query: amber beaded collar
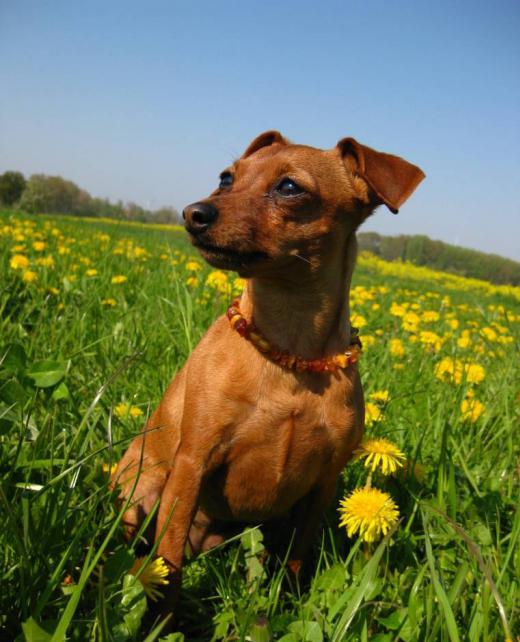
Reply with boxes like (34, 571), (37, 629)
(226, 297), (362, 373)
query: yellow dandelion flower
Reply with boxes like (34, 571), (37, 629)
(10, 254), (29, 270)
(111, 275), (127, 284)
(129, 406), (143, 418)
(365, 402), (383, 426)
(186, 276), (199, 288)
(460, 398), (485, 423)
(102, 462), (118, 476)
(32, 241), (46, 251)
(480, 327), (497, 341)
(390, 302), (407, 317)
(36, 255), (55, 267)
(447, 318), (459, 330)
(402, 311), (420, 332)
(435, 357), (485, 385)
(114, 402), (130, 418)
(86, 268), (98, 277)
(418, 331), (443, 352)
(457, 331), (471, 349)
(350, 313), (367, 329)
(186, 260), (202, 271)
(370, 390), (390, 403)
(464, 362), (485, 384)
(233, 277), (247, 293)
(421, 310), (440, 323)
(359, 334), (375, 348)
(114, 402), (142, 419)
(434, 357), (456, 382)
(354, 438), (405, 475)
(22, 270), (38, 283)
(102, 298), (117, 307)
(389, 338), (405, 358)
(129, 556), (170, 602)
(47, 287), (59, 295)
(338, 487), (399, 543)
(205, 270), (230, 294)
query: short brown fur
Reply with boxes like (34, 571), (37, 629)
(115, 131), (424, 620)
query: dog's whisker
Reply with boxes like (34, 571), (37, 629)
(293, 253), (311, 265)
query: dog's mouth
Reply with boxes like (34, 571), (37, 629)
(193, 239), (269, 270)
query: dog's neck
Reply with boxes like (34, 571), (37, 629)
(239, 234), (357, 360)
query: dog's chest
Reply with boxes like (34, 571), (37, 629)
(205, 369), (361, 521)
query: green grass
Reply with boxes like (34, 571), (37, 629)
(1, 211), (519, 641)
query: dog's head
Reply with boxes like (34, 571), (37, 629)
(183, 131), (425, 277)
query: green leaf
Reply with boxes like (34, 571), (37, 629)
(288, 620), (323, 642)
(331, 534), (392, 642)
(1, 342), (27, 373)
(104, 548), (134, 582)
(121, 574), (147, 637)
(21, 617), (52, 642)
(241, 526), (264, 555)
(52, 381), (69, 401)
(315, 564), (347, 592)
(158, 634), (185, 642)
(377, 609), (407, 630)
(0, 376), (27, 403)
(0, 402), (17, 435)
(26, 360), (66, 388)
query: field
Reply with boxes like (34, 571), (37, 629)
(1, 211), (519, 642)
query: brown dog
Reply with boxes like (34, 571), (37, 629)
(115, 131), (424, 611)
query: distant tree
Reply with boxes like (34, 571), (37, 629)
(358, 231), (520, 286)
(404, 235), (427, 263)
(152, 206), (182, 225)
(0, 171), (26, 206)
(18, 175), (52, 213)
(19, 174), (92, 215)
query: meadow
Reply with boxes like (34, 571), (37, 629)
(1, 211), (518, 642)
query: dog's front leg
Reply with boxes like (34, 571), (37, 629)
(286, 478), (338, 578)
(154, 451), (203, 617)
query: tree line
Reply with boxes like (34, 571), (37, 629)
(1, 170), (519, 286)
(357, 231), (520, 287)
(0, 170), (181, 224)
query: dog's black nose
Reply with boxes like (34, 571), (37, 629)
(183, 202), (219, 235)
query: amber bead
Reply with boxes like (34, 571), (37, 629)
(234, 318), (248, 337)
(226, 295), (361, 372)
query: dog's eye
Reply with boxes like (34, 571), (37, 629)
(274, 178), (304, 197)
(219, 172), (234, 189)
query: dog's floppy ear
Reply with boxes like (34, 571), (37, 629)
(242, 130), (289, 158)
(337, 137), (425, 213)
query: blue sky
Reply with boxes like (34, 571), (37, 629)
(1, 1), (519, 260)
